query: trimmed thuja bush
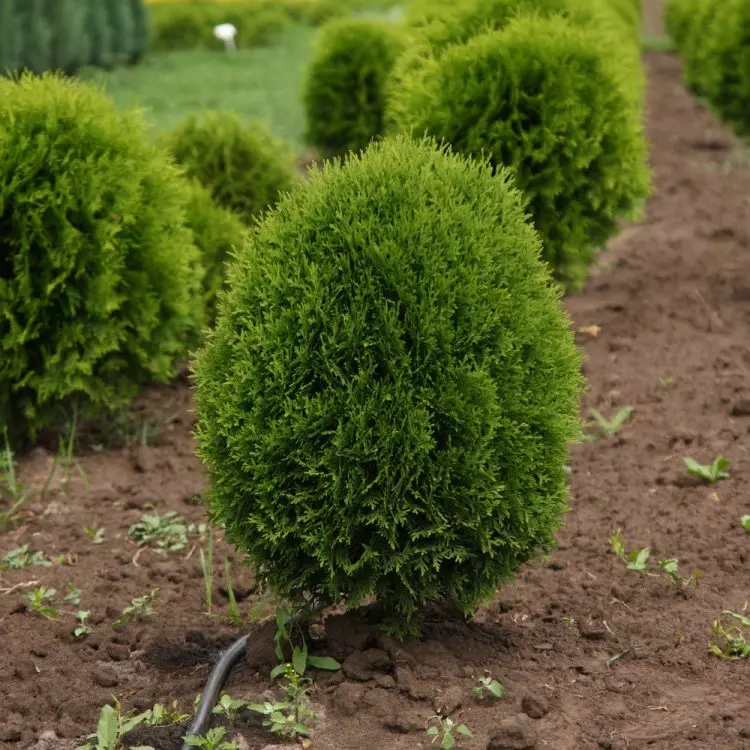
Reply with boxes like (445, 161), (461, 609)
(303, 18), (406, 159)
(389, 16), (649, 290)
(164, 112), (298, 223)
(183, 181), (248, 322)
(0, 74), (204, 445)
(194, 136), (583, 636)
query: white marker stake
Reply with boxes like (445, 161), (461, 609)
(213, 23), (238, 52)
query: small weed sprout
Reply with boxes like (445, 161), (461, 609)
(26, 586), (59, 620)
(183, 727), (238, 750)
(709, 611), (750, 660)
(610, 530), (699, 588)
(2, 544), (51, 571)
(250, 664), (315, 739)
(0, 430), (30, 529)
(143, 701), (190, 726)
(224, 556), (242, 626)
(588, 406), (634, 437)
(741, 515), (749, 531)
(112, 588), (159, 629)
(64, 583), (82, 605)
(128, 511), (204, 555)
(212, 693), (248, 725)
(684, 456), (730, 484)
(472, 674), (504, 700)
(200, 527), (214, 614)
(84, 527), (106, 545)
(426, 716), (473, 749)
(74, 610), (91, 637)
(76, 698), (152, 750)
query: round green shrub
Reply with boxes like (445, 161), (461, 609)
(194, 136), (583, 636)
(680, 0), (719, 94)
(0, 74), (204, 445)
(303, 18), (406, 159)
(183, 180), (248, 322)
(390, 16), (650, 290)
(164, 112), (297, 223)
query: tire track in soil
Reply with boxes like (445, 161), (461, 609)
(2, 16), (750, 750)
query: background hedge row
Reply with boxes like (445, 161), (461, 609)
(665, 0), (750, 133)
(0, 0), (149, 75)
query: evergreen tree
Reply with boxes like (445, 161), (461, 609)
(16, 0), (52, 74)
(0, 0), (21, 76)
(86, 0), (113, 68)
(128, 0), (149, 63)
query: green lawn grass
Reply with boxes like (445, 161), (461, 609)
(79, 24), (317, 150)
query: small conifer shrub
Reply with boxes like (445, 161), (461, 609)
(183, 181), (248, 322)
(164, 113), (297, 223)
(194, 136), (583, 637)
(303, 18), (405, 159)
(390, 16), (649, 290)
(0, 74), (204, 444)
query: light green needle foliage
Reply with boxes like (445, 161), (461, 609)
(194, 136), (583, 637)
(164, 112), (298, 224)
(0, 73), (204, 446)
(684, 456), (730, 484)
(303, 17), (405, 158)
(389, 15), (649, 291)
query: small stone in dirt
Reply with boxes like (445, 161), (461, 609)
(738, 725), (750, 740)
(106, 644), (130, 662)
(342, 648), (392, 682)
(731, 400), (750, 417)
(131, 445), (156, 473)
(0, 726), (22, 743)
(375, 674), (396, 689)
(13, 658), (37, 680)
(92, 666), (119, 688)
(30, 647), (48, 658)
(487, 715), (537, 749)
(383, 709), (424, 734)
(521, 694), (549, 719)
(579, 620), (607, 640)
(333, 682), (366, 716)
(433, 685), (463, 716)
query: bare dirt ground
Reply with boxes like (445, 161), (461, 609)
(1, 3), (749, 748)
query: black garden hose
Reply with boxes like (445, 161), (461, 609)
(181, 634), (249, 750)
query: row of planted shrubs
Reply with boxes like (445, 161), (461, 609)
(665, 0), (750, 132)
(0, 73), (298, 446)
(146, 0), (400, 52)
(303, 0), (649, 291)
(0, 0), (149, 75)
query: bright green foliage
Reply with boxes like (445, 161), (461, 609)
(165, 112), (298, 223)
(392, 0), (644, 133)
(390, 17), (649, 290)
(0, 74), (204, 445)
(603, 0), (642, 29)
(194, 136), (583, 636)
(664, 0), (709, 50)
(303, 18), (405, 158)
(184, 181), (248, 321)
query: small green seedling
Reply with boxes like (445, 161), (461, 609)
(84, 527), (106, 544)
(74, 610), (91, 637)
(183, 727), (238, 750)
(64, 583), (82, 605)
(609, 529), (651, 571)
(212, 693), (248, 725)
(742, 515), (750, 531)
(128, 511), (205, 555)
(709, 611), (750, 660)
(658, 558), (701, 589)
(2, 544), (51, 571)
(200, 527), (214, 614)
(426, 716), (473, 749)
(684, 456), (730, 484)
(26, 586), (59, 620)
(472, 675), (504, 701)
(224, 556), (242, 627)
(143, 701), (190, 727)
(0, 431), (30, 529)
(112, 589), (159, 629)
(76, 698), (152, 750)
(588, 406), (634, 437)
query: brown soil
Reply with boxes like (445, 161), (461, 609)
(2, 6), (749, 750)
